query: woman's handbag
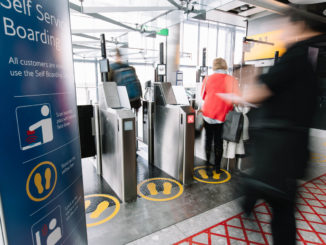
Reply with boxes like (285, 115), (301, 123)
(222, 110), (244, 143)
(195, 110), (204, 132)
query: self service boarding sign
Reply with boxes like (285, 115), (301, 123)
(0, 1), (88, 244)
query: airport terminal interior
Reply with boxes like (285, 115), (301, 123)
(1, 0), (326, 245)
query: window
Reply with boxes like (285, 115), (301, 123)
(179, 66), (197, 88)
(133, 64), (155, 90)
(234, 29), (246, 65)
(180, 22), (198, 66)
(199, 22), (217, 68)
(217, 27), (227, 59)
(207, 24), (218, 67)
(73, 60), (98, 105)
(199, 23), (208, 66)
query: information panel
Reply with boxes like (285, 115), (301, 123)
(0, 0), (87, 244)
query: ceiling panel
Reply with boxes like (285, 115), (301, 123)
(82, 0), (174, 8)
(239, 6), (266, 17)
(70, 12), (126, 30)
(101, 11), (170, 28)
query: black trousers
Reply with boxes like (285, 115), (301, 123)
(204, 121), (223, 170)
(242, 128), (308, 245)
(242, 179), (297, 245)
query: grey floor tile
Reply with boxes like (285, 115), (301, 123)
(230, 239), (247, 245)
(192, 233), (209, 244)
(226, 218), (241, 228)
(210, 234), (228, 245)
(296, 220), (312, 231)
(210, 225), (226, 236)
(320, 234), (326, 243)
(246, 230), (265, 244)
(299, 230), (323, 243)
(227, 226), (245, 240)
(175, 198), (243, 237)
(127, 225), (185, 245)
(310, 222), (326, 233)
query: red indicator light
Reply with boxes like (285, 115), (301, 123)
(187, 115), (195, 124)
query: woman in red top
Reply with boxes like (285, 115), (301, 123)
(201, 58), (239, 174)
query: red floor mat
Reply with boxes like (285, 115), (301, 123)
(175, 174), (326, 245)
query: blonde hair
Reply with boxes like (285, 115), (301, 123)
(213, 58), (227, 71)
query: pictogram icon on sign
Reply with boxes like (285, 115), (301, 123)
(194, 166), (231, 184)
(84, 194), (120, 227)
(16, 104), (54, 151)
(137, 178), (183, 202)
(31, 206), (63, 245)
(26, 161), (57, 202)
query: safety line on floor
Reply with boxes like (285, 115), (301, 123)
(175, 174), (326, 245)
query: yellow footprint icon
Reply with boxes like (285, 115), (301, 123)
(147, 183), (158, 196)
(45, 168), (51, 190)
(90, 201), (109, 219)
(34, 173), (44, 194)
(85, 200), (91, 210)
(163, 182), (172, 195)
(213, 171), (221, 180)
(198, 169), (209, 179)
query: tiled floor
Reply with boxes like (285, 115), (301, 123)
(174, 174), (326, 245)
(127, 130), (326, 245)
(84, 155), (243, 245)
(127, 173), (326, 245)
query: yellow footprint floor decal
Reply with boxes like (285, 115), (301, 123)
(163, 182), (172, 195)
(198, 169), (209, 179)
(213, 171), (221, 180)
(90, 201), (109, 219)
(85, 200), (91, 210)
(147, 183), (158, 196)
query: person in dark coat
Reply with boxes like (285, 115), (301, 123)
(109, 48), (142, 110)
(238, 7), (326, 245)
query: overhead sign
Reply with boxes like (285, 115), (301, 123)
(0, 0), (87, 244)
(244, 30), (287, 61)
(157, 28), (169, 36)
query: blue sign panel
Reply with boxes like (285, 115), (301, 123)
(0, 0), (87, 244)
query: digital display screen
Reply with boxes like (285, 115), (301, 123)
(157, 64), (166, 76)
(99, 59), (109, 73)
(176, 71), (183, 81)
(200, 66), (208, 77)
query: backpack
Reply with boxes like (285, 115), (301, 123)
(113, 67), (142, 101)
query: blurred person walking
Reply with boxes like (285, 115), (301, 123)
(201, 58), (239, 174)
(239, 7), (326, 245)
(109, 48), (142, 111)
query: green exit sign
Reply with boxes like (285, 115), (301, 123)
(157, 28), (169, 36)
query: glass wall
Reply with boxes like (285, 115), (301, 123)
(180, 20), (246, 88)
(74, 60), (98, 105)
(234, 28), (246, 65)
(132, 64), (155, 90)
(180, 22), (199, 66)
(72, 20), (246, 104)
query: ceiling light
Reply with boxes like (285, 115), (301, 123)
(240, 5), (249, 11)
